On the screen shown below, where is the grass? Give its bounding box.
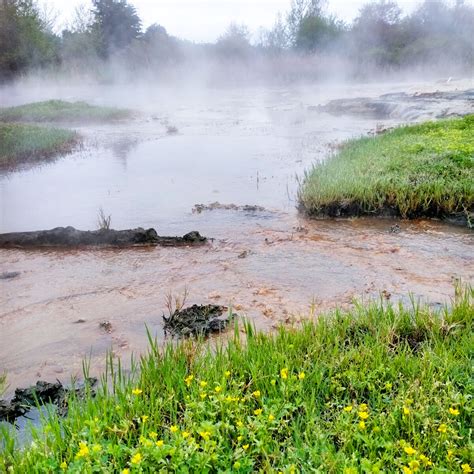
[0,100,131,123]
[1,286,473,473]
[299,115,474,226]
[0,123,78,169]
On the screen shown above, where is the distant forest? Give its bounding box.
[1,0,473,82]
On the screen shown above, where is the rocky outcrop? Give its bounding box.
[0,226,207,248]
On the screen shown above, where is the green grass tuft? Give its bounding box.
[0,123,78,169]
[1,286,473,473]
[299,115,474,226]
[0,100,131,123]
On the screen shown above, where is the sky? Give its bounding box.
[43,0,462,42]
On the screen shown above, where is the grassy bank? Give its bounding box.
[0,123,78,169]
[299,115,474,226]
[0,100,131,123]
[1,287,473,473]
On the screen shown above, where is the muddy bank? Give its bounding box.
[0,378,97,423]
[0,227,207,248]
[299,202,471,228]
[317,89,474,120]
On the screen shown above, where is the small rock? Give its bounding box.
[99,321,113,333]
[0,271,21,280]
[74,319,86,324]
[389,224,401,234]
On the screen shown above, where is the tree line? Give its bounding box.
[0,0,472,82]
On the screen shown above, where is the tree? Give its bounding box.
[216,23,252,58]
[91,0,142,58]
[286,0,326,46]
[295,14,343,52]
[0,0,58,80]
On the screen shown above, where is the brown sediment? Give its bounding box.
[0,214,472,393]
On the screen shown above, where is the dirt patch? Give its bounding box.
[0,378,97,423]
[0,227,207,249]
[163,304,237,338]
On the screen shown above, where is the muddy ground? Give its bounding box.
[0,78,472,393]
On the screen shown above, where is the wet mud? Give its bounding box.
[0,378,97,423]
[0,227,206,248]
[0,80,473,394]
[163,304,236,337]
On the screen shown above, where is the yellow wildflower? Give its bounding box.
[462,464,473,473]
[446,449,454,461]
[419,454,432,466]
[254,408,263,416]
[385,382,393,390]
[236,420,244,428]
[60,462,67,470]
[237,435,243,442]
[252,390,261,398]
[149,431,157,440]
[122,470,130,474]
[438,424,448,434]
[358,421,366,430]
[200,392,207,400]
[403,406,410,415]
[132,388,142,396]
[170,425,179,433]
[402,467,413,474]
[182,431,190,439]
[359,403,368,412]
[199,431,211,441]
[215,386,222,393]
[243,444,249,450]
[280,368,289,379]
[449,407,460,416]
[75,442,89,459]
[271,379,276,386]
[404,446,417,456]
[130,453,142,465]
[298,372,306,380]
[184,375,194,386]
[234,461,241,469]
[343,405,353,412]
[358,411,369,420]
[225,370,231,377]
[408,460,420,471]
[156,440,164,447]
[268,414,275,421]
[200,381,208,388]
[92,444,102,453]
[141,415,149,423]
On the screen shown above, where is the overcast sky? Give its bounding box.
[43,0,464,42]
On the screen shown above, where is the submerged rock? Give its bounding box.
[0,226,207,248]
[163,304,237,338]
[193,202,267,214]
[0,271,21,280]
[0,378,97,422]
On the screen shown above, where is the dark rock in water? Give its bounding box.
[0,378,98,423]
[0,226,207,248]
[163,304,237,338]
[0,271,21,280]
[389,224,401,234]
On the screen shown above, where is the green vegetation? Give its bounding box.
[0,123,77,168]
[1,286,473,473]
[0,100,131,123]
[300,115,474,226]
[0,374,6,397]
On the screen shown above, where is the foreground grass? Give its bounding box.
[1,287,473,473]
[0,100,131,123]
[0,123,78,169]
[300,115,474,226]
